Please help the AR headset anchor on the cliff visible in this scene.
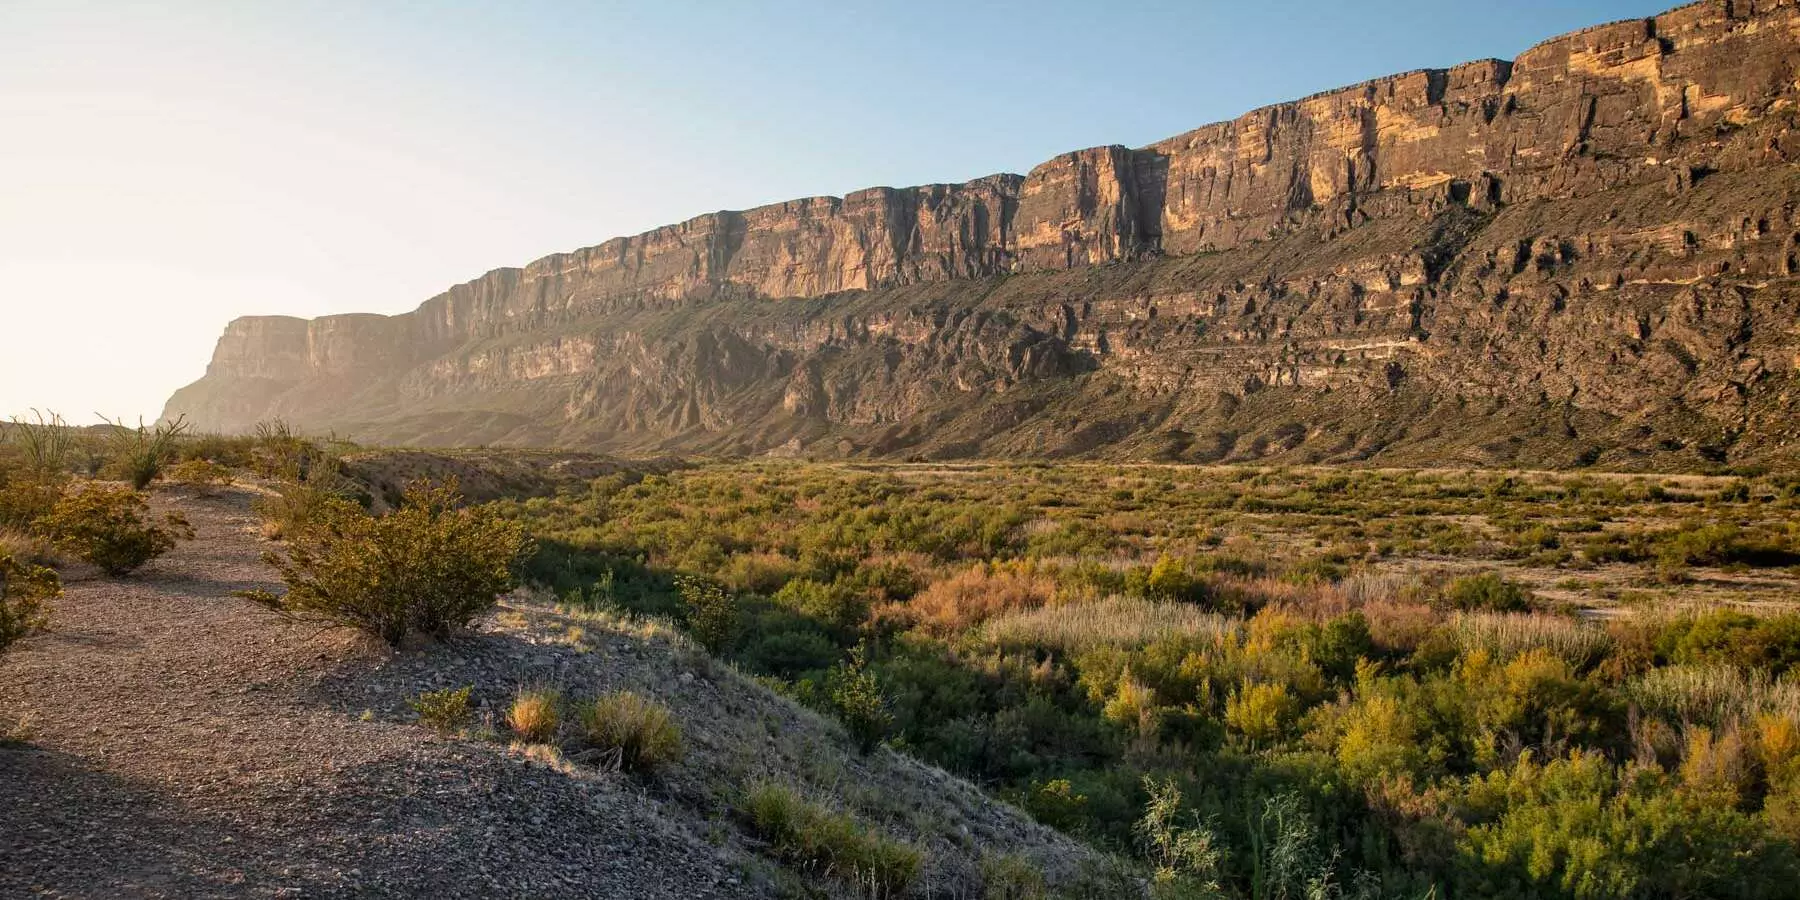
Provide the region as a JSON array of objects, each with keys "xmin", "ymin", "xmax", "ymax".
[{"xmin": 168, "ymin": 0, "xmax": 1800, "ymax": 469}]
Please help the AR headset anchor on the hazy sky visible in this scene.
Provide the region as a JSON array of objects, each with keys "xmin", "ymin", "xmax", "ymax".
[{"xmin": 0, "ymin": 0, "xmax": 1670, "ymax": 422}]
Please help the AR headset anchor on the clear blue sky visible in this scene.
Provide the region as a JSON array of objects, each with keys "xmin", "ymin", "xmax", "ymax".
[{"xmin": 0, "ymin": 0, "xmax": 1672, "ymax": 420}]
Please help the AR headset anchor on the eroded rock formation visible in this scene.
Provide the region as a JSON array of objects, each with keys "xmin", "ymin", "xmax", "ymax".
[{"xmin": 168, "ymin": 0, "xmax": 1800, "ymax": 468}]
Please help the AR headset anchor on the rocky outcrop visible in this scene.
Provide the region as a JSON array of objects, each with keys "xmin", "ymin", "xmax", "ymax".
[{"xmin": 167, "ymin": 0, "xmax": 1800, "ymax": 469}]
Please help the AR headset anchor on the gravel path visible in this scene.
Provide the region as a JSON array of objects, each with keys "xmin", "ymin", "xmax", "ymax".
[{"xmin": 0, "ymin": 487, "xmax": 763, "ymax": 899}]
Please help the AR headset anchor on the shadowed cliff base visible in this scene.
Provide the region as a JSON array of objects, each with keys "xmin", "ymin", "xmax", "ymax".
[{"xmin": 168, "ymin": 0, "xmax": 1800, "ymax": 471}]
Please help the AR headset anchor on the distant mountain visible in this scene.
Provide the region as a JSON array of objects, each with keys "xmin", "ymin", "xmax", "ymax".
[{"xmin": 168, "ymin": 1, "xmax": 1800, "ymax": 470}]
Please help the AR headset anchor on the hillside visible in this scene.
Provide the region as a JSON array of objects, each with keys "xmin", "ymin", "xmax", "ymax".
[
  {"xmin": 167, "ymin": 0, "xmax": 1800, "ymax": 469},
  {"xmin": 0, "ymin": 485, "xmax": 1086, "ymax": 897}
]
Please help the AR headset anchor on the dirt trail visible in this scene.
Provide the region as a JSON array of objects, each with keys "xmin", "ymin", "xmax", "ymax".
[{"xmin": 0, "ymin": 487, "xmax": 756, "ymax": 899}]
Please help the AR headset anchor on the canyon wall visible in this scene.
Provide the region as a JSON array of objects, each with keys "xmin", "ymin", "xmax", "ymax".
[{"xmin": 167, "ymin": 0, "xmax": 1800, "ymax": 468}]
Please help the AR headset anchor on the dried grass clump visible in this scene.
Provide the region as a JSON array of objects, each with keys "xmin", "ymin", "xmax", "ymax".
[
  {"xmin": 1628, "ymin": 665, "xmax": 1800, "ymax": 730},
  {"xmin": 1448, "ymin": 611, "xmax": 1611, "ymax": 669},
  {"xmin": 578, "ymin": 690, "xmax": 682, "ymax": 773},
  {"xmin": 506, "ymin": 688, "xmax": 562, "ymax": 743},
  {"xmin": 982, "ymin": 596, "xmax": 1239, "ymax": 653}
]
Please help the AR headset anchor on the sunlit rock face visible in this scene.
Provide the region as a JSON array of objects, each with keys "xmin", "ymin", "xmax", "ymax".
[{"xmin": 168, "ymin": 0, "xmax": 1800, "ymax": 469}]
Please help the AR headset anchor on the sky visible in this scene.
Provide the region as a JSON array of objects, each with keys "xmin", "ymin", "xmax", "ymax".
[{"xmin": 0, "ymin": 0, "xmax": 1672, "ymax": 422}]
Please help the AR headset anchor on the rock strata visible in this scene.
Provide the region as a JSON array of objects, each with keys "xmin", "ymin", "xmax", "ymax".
[{"xmin": 167, "ymin": 0, "xmax": 1800, "ymax": 468}]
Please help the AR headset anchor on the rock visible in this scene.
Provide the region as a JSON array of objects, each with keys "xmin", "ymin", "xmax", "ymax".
[{"xmin": 165, "ymin": 0, "xmax": 1800, "ymax": 469}]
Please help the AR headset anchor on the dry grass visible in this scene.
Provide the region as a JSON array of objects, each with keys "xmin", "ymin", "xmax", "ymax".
[
  {"xmin": 1628, "ymin": 665, "xmax": 1800, "ymax": 729},
  {"xmin": 1448, "ymin": 611, "xmax": 1612, "ymax": 668},
  {"xmin": 578, "ymin": 690, "xmax": 683, "ymax": 773},
  {"xmin": 0, "ymin": 525, "xmax": 63, "ymax": 568},
  {"xmin": 507, "ymin": 687, "xmax": 562, "ymax": 743},
  {"xmin": 981, "ymin": 597, "xmax": 1239, "ymax": 653}
]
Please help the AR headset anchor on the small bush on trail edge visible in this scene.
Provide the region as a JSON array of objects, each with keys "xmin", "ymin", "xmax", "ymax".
[
  {"xmin": 43, "ymin": 484, "xmax": 193, "ymax": 576},
  {"xmin": 101, "ymin": 415, "xmax": 190, "ymax": 490},
  {"xmin": 254, "ymin": 480, "xmax": 528, "ymax": 647},
  {"xmin": 740, "ymin": 780, "xmax": 923, "ymax": 899},
  {"xmin": 409, "ymin": 686, "xmax": 473, "ymax": 732},
  {"xmin": 0, "ymin": 467, "xmax": 65, "ymax": 531},
  {"xmin": 0, "ymin": 549, "xmax": 58, "ymax": 654},
  {"xmin": 507, "ymin": 687, "xmax": 561, "ymax": 744},
  {"xmin": 578, "ymin": 690, "xmax": 682, "ymax": 773},
  {"xmin": 165, "ymin": 458, "xmax": 233, "ymax": 495}
]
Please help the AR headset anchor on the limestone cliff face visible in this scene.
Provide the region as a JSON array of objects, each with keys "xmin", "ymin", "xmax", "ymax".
[{"xmin": 168, "ymin": 0, "xmax": 1800, "ymax": 468}]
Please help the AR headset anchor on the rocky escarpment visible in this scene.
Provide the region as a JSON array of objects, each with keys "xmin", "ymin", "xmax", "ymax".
[{"xmin": 169, "ymin": 0, "xmax": 1800, "ymax": 469}]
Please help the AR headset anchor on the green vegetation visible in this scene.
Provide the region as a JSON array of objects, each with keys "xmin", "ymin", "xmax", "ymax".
[
  {"xmin": 101, "ymin": 415, "xmax": 191, "ymax": 490},
  {"xmin": 42, "ymin": 484, "xmax": 193, "ymax": 576},
  {"xmin": 0, "ymin": 549, "xmax": 58, "ymax": 654},
  {"xmin": 254, "ymin": 481, "xmax": 528, "ymax": 646},
  {"xmin": 409, "ymin": 685, "xmax": 474, "ymax": 732},
  {"xmin": 497, "ymin": 461, "xmax": 1800, "ymax": 898},
  {"xmin": 577, "ymin": 689, "xmax": 682, "ymax": 773},
  {"xmin": 740, "ymin": 780, "xmax": 923, "ymax": 898}
]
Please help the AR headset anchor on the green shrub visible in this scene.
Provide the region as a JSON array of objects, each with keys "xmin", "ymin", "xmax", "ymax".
[
  {"xmin": 1135, "ymin": 777, "xmax": 1223, "ymax": 899},
  {"xmin": 0, "ymin": 549, "xmax": 58, "ymax": 653},
  {"xmin": 101, "ymin": 415, "xmax": 190, "ymax": 490},
  {"xmin": 256, "ymin": 481, "xmax": 527, "ymax": 646},
  {"xmin": 740, "ymin": 780, "xmax": 923, "ymax": 898},
  {"xmin": 165, "ymin": 458, "xmax": 234, "ymax": 494},
  {"xmin": 677, "ymin": 574, "xmax": 739, "ymax": 653},
  {"xmin": 0, "ymin": 468, "xmax": 64, "ymax": 530},
  {"xmin": 578, "ymin": 690, "xmax": 682, "ymax": 773},
  {"xmin": 409, "ymin": 686, "xmax": 473, "ymax": 732},
  {"xmin": 42, "ymin": 484, "xmax": 192, "ymax": 575},
  {"xmin": 1443, "ymin": 572, "xmax": 1533, "ymax": 612},
  {"xmin": 826, "ymin": 644, "xmax": 892, "ymax": 753}
]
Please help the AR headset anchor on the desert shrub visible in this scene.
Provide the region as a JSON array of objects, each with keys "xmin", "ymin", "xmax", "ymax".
[
  {"xmin": 1017, "ymin": 778, "xmax": 1091, "ymax": 832},
  {"xmin": 980, "ymin": 852, "xmax": 1048, "ymax": 900},
  {"xmin": 1135, "ymin": 777, "xmax": 1223, "ymax": 899},
  {"xmin": 0, "ymin": 468, "xmax": 64, "ymax": 530},
  {"xmin": 770, "ymin": 577, "xmax": 867, "ymax": 637},
  {"xmin": 0, "ymin": 549, "xmax": 58, "ymax": 654},
  {"xmin": 825, "ymin": 644, "xmax": 892, "ymax": 753},
  {"xmin": 908, "ymin": 564, "xmax": 1055, "ymax": 634},
  {"xmin": 253, "ymin": 450, "xmax": 359, "ymax": 540},
  {"xmin": 256, "ymin": 481, "xmax": 527, "ymax": 646},
  {"xmin": 164, "ymin": 458, "xmax": 234, "ymax": 494},
  {"xmin": 1456, "ymin": 750, "xmax": 1795, "ymax": 899},
  {"xmin": 6, "ymin": 410, "xmax": 76, "ymax": 474},
  {"xmin": 409, "ymin": 686, "xmax": 473, "ymax": 732},
  {"xmin": 740, "ymin": 780, "xmax": 923, "ymax": 898},
  {"xmin": 1224, "ymin": 681, "xmax": 1299, "ymax": 745},
  {"xmin": 101, "ymin": 415, "xmax": 190, "ymax": 490},
  {"xmin": 1442, "ymin": 572, "xmax": 1533, "ymax": 612},
  {"xmin": 42, "ymin": 484, "xmax": 192, "ymax": 575},
  {"xmin": 578, "ymin": 690, "xmax": 682, "ymax": 773},
  {"xmin": 507, "ymin": 687, "xmax": 561, "ymax": 743},
  {"xmin": 676, "ymin": 574, "xmax": 739, "ymax": 653}
]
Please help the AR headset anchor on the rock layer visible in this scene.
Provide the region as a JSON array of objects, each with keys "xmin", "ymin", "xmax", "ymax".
[{"xmin": 168, "ymin": 0, "xmax": 1800, "ymax": 469}]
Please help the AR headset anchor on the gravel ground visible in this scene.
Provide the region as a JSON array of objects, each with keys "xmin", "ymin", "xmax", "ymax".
[{"xmin": 0, "ymin": 486, "xmax": 766, "ymax": 899}]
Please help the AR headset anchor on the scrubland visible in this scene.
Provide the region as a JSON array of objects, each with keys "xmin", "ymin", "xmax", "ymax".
[{"xmin": 7, "ymin": 416, "xmax": 1800, "ymax": 898}]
